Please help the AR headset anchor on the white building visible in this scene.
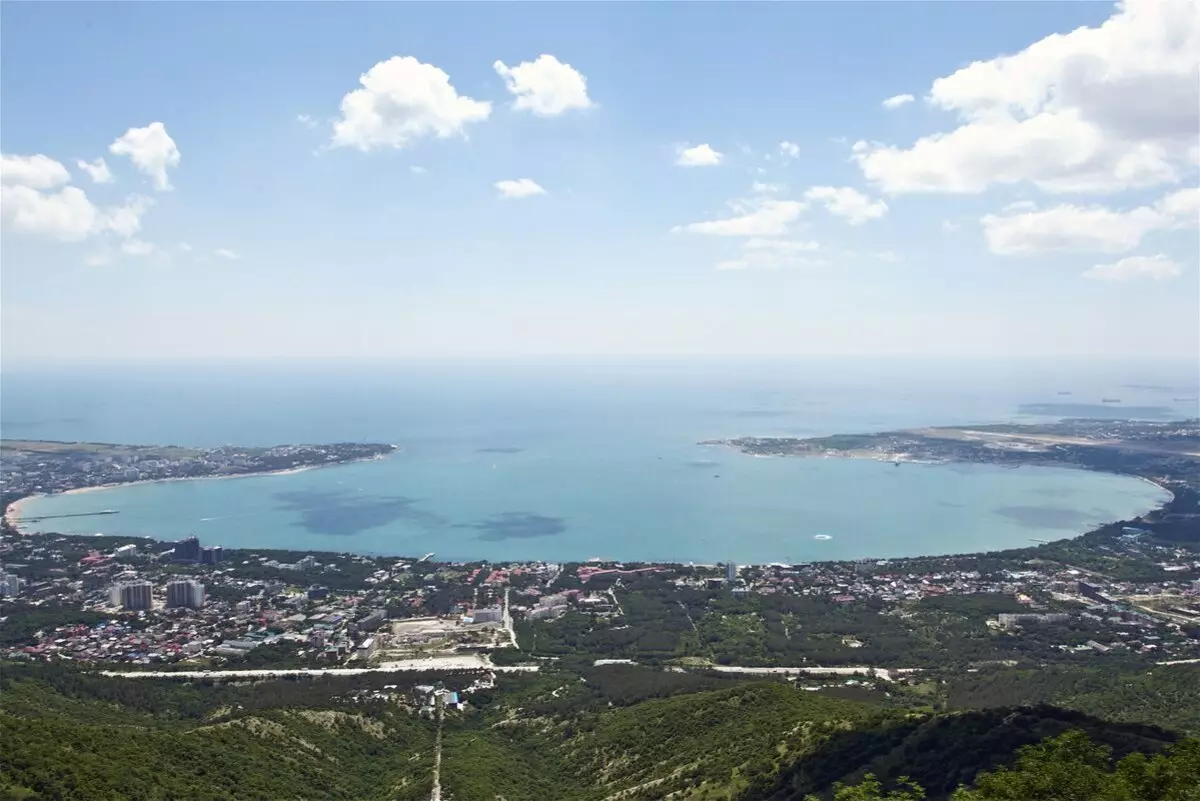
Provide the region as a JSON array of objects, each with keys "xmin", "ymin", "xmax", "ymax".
[
  {"xmin": 110, "ymin": 581, "xmax": 153, "ymax": 610},
  {"xmin": 166, "ymin": 579, "xmax": 206, "ymax": 609}
]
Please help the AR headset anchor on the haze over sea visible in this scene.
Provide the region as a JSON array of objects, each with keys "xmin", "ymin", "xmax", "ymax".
[{"xmin": 5, "ymin": 358, "xmax": 1195, "ymax": 564}]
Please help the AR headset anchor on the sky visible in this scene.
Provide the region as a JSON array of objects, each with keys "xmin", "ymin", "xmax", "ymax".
[{"xmin": 1, "ymin": 0, "xmax": 1198, "ymax": 364}]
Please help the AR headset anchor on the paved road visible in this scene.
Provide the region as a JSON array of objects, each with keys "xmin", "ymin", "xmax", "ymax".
[{"xmin": 101, "ymin": 655, "xmax": 540, "ymax": 680}]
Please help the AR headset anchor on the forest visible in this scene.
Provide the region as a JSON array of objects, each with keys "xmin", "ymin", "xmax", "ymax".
[{"xmin": 3, "ymin": 659, "xmax": 1198, "ymax": 800}]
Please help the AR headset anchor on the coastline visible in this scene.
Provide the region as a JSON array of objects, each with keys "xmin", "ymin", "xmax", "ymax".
[{"xmin": 4, "ymin": 451, "xmax": 394, "ymax": 535}]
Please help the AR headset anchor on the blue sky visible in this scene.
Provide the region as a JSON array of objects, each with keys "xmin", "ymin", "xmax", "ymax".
[{"xmin": 2, "ymin": 1, "xmax": 1197, "ymax": 364}]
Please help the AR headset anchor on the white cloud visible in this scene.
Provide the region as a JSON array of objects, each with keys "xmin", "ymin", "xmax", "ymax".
[
  {"xmin": 77, "ymin": 158, "xmax": 114, "ymax": 184},
  {"xmin": 0, "ymin": 153, "xmax": 151, "ymax": 244},
  {"xmin": 717, "ymin": 238, "xmax": 822, "ymax": 271},
  {"xmin": 178, "ymin": 242, "xmax": 193, "ymax": 252},
  {"xmin": 674, "ymin": 198, "xmax": 807, "ymax": 237},
  {"xmin": 804, "ymin": 186, "xmax": 888, "ymax": 224},
  {"xmin": 409, "ymin": 165, "xmax": 428, "ymax": 174},
  {"xmin": 1, "ymin": 153, "xmax": 70, "ymax": 189},
  {"xmin": 120, "ymin": 238, "xmax": 155, "ymax": 257},
  {"xmin": 1, "ymin": 185, "xmax": 100, "ymax": 241},
  {"xmin": 882, "ymin": 93, "xmax": 915, "ymax": 109},
  {"xmin": 109, "ymin": 122, "xmax": 180, "ymax": 191},
  {"xmin": 1083, "ymin": 254, "xmax": 1182, "ymax": 281},
  {"xmin": 493, "ymin": 54, "xmax": 593, "ymax": 116},
  {"xmin": 214, "ymin": 248, "xmax": 241, "ymax": 260},
  {"xmin": 873, "ymin": 250, "xmax": 905, "ymax": 263},
  {"xmin": 675, "ymin": 143, "xmax": 723, "ymax": 167},
  {"xmin": 942, "ymin": 219, "xmax": 961, "ymax": 232},
  {"xmin": 981, "ymin": 187, "xmax": 1199, "ymax": 254},
  {"xmin": 744, "ymin": 237, "xmax": 819, "ymax": 253},
  {"xmin": 494, "ymin": 178, "xmax": 546, "ymax": 199},
  {"xmin": 750, "ymin": 181, "xmax": 785, "ymax": 194},
  {"xmin": 296, "ymin": 114, "xmax": 318, "ymax": 129},
  {"xmin": 854, "ymin": 0, "xmax": 1199, "ymax": 194},
  {"xmin": 779, "ymin": 141, "xmax": 800, "ymax": 159},
  {"xmin": 331, "ymin": 56, "xmax": 491, "ymax": 151}
]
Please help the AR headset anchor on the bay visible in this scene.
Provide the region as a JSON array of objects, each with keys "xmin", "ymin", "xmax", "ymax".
[{"xmin": 5, "ymin": 358, "xmax": 1191, "ymax": 563}]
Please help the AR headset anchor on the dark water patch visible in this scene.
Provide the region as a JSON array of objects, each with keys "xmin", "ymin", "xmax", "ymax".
[
  {"xmin": 275, "ymin": 490, "xmax": 447, "ymax": 536},
  {"xmin": 456, "ymin": 512, "xmax": 567, "ymax": 541},
  {"xmin": 937, "ymin": 500, "xmax": 966, "ymax": 508},
  {"xmin": 995, "ymin": 505, "xmax": 1091, "ymax": 529},
  {"xmin": 735, "ymin": 409, "xmax": 790, "ymax": 419},
  {"xmin": 1018, "ymin": 403, "xmax": 1174, "ymax": 419},
  {"xmin": 686, "ymin": 460, "xmax": 720, "ymax": 468},
  {"xmin": 477, "ymin": 447, "xmax": 524, "ymax": 454},
  {"xmin": 1031, "ymin": 486, "xmax": 1078, "ymax": 498}
]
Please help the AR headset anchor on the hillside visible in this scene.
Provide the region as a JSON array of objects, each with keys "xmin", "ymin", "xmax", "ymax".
[{"xmin": 3, "ymin": 662, "xmax": 1198, "ymax": 801}]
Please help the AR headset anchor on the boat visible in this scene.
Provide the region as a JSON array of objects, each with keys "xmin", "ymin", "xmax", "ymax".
[
  {"xmin": 1057, "ymin": 391, "xmax": 1072, "ymax": 395},
  {"xmin": 813, "ymin": 534, "xmax": 832, "ymax": 541},
  {"xmin": 1101, "ymin": 398, "xmax": 1121, "ymax": 403}
]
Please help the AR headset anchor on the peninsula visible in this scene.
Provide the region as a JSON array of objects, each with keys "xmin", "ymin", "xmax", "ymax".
[{"xmin": 1, "ymin": 440, "xmax": 398, "ymax": 521}]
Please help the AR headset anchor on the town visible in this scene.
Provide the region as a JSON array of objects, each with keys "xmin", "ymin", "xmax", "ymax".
[{"xmin": 3, "ymin": 523, "xmax": 1198, "ymax": 676}]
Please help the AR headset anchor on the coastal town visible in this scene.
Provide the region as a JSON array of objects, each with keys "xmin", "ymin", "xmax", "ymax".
[
  {"xmin": 2, "ymin": 427, "xmax": 1198, "ymax": 677},
  {"xmin": 0, "ymin": 439, "xmax": 397, "ymax": 511},
  {"xmin": 2, "ymin": 523, "xmax": 1198, "ymax": 674}
]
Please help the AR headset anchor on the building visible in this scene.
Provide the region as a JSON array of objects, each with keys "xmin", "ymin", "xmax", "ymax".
[
  {"xmin": 173, "ymin": 536, "xmax": 202, "ymax": 563},
  {"xmin": 1078, "ymin": 581, "xmax": 1115, "ymax": 605},
  {"xmin": 0, "ymin": 571, "xmax": 23, "ymax": 598},
  {"xmin": 306, "ymin": 585, "xmax": 329, "ymax": 600},
  {"xmin": 110, "ymin": 581, "xmax": 153, "ymax": 611},
  {"xmin": 356, "ymin": 637, "xmax": 377, "ymax": 661},
  {"xmin": 165, "ymin": 579, "xmax": 206, "ymax": 609},
  {"xmin": 356, "ymin": 608, "xmax": 387, "ymax": 632},
  {"xmin": 472, "ymin": 605, "xmax": 503, "ymax": 624},
  {"xmin": 200, "ymin": 546, "xmax": 223, "ymax": 565},
  {"xmin": 725, "ymin": 562, "xmax": 738, "ymax": 583},
  {"xmin": 997, "ymin": 612, "xmax": 1070, "ymax": 630}
]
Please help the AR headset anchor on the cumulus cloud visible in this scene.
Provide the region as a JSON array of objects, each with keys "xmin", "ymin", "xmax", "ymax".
[
  {"xmin": 854, "ymin": 0, "xmax": 1200, "ymax": 194},
  {"xmin": 675, "ymin": 143, "xmax": 723, "ymax": 167},
  {"xmin": 981, "ymin": 187, "xmax": 1199, "ymax": 254},
  {"xmin": 331, "ymin": 56, "xmax": 491, "ymax": 151},
  {"xmin": 1, "ymin": 153, "xmax": 71, "ymax": 189},
  {"xmin": 409, "ymin": 165, "xmax": 428, "ymax": 174},
  {"xmin": 1083, "ymin": 254, "xmax": 1183, "ymax": 281},
  {"xmin": 109, "ymin": 122, "xmax": 180, "ymax": 191},
  {"xmin": 673, "ymin": 197, "xmax": 807, "ymax": 236},
  {"xmin": 779, "ymin": 141, "xmax": 800, "ymax": 159},
  {"xmin": 77, "ymin": 158, "xmax": 114, "ymax": 184},
  {"xmin": 494, "ymin": 54, "xmax": 593, "ymax": 116},
  {"xmin": 494, "ymin": 178, "xmax": 546, "ymax": 199},
  {"xmin": 214, "ymin": 248, "xmax": 241, "ymax": 260},
  {"xmin": 804, "ymin": 186, "xmax": 889, "ymax": 224},
  {"xmin": 1, "ymin": 152, "xmax": 153, "ymax": 243},
  {"xmin": 882, "ymin": 93, "xmax": 915, "ymax": 109}
]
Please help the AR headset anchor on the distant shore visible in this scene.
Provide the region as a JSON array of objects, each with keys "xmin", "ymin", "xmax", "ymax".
[{"xmin": 4, "ymin": 451, "xmax": 394, "ymax": 534}]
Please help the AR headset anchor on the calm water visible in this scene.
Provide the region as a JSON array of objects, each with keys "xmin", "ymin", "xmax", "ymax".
[{"xmin": 4, "ymin": 359, "xmax": 1194, "ymax": 564}]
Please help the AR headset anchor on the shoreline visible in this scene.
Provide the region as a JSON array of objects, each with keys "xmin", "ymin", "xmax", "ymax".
[{"xmin": 3, "ymin": 452, "xmax": 393, "ymax": 534}]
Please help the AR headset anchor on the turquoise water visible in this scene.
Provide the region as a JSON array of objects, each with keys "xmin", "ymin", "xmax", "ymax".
[{"xmin": 5, "ymin": 359, "xmax": 1191, "ymax": 563}]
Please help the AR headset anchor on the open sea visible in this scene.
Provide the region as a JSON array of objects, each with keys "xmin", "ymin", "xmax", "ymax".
[{"xmin": 3, "ymin": 358, "xmax": 1196, "ymax": 564}]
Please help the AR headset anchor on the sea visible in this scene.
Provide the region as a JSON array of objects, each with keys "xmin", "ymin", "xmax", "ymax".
[{"xmin": 3, "ymin": 358, "xmax": 1196, "ymax": 565}]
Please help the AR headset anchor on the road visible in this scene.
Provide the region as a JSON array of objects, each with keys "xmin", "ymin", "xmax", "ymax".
[
  {"xmin": 100, "ymin": 655, "xmax": 540, "ymax": 680},
  {"xmin": 708, "ymin": 665, "xmax": 917, "ymax": 682},
  {"xmin": 430, "ymin": 696, "xmax": 443, "ymax": 801},
  {"xmin": 501, "ymin": 588, "xmax": 518, "ymax": 649}
]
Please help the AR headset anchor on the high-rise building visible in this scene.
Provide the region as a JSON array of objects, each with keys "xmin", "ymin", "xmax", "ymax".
[
  {"xmin": 111, "ymin": 581, "xmax": 153, "ymax": 610},
  {"xmin": 166, "ymin": 579, "xmax": 206, "ymax": 609},
  {"xmin": 725, "ymin": 562, "xmax": 738, "ymax": 583},
  {"xmin": 173, "ymin": 536, "xmax": 202, "ymax": 562},
  {"xmin": 200, "ymin": 546, "xmax": 223, "ymax": 565},
  {"xmin": 0, "ymin": 571, "xmax": 23, "ymax": 598}
]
